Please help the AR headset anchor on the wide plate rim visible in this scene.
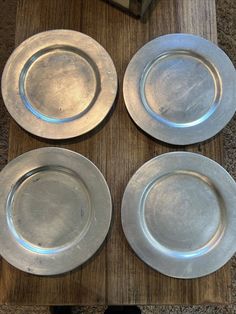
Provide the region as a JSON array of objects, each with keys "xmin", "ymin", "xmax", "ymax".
[
  {"xmin": 123, "ymin": 33, "xmax": 236, "ymax": 145},
  {"xmin": 121, "ymin": 151, "xmax": 236, "ymax": 279},
  {"xmin": 1, "ymin": 29, "xmax": 118, "ymax": 140},
  {"xmin": 0, "ymin": 147, "xmax": 112, "ymax": 275}
]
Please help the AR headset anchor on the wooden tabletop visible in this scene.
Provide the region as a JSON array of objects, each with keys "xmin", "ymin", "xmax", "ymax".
[{"xmin": 0, "ymin": 0, "xmax": 232, "ymax": 305}]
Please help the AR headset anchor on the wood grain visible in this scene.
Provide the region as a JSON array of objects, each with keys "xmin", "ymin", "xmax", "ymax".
[{"xmin": 0, "ymin": 0, "xmax": 231, "ymax": 305}]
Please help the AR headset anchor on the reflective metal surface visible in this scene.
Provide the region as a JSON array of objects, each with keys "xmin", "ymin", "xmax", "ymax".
[
  {"xmin": 123, "ymin": 34, "xmax": 236, "ymax": 145},
  {"xmin": 0, "ymin": 148, "xmax": 112, "ymax": 275},
  {"xmin": 2, "ymin": 30, "xmax": 117, "ymax": 139},
  {"xmin": 122, "ymin": 152, "xmax": 236, "ymax": 278}
]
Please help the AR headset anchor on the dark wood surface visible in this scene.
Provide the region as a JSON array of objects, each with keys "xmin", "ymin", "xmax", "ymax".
[{"xmin": 0, "ymin": 0, "xmax": 231, "ymax": 305}]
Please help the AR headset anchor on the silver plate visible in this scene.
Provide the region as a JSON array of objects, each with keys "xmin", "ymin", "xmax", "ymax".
[
  {"xmin": 1, "ymin": 30, "xmax": 117, "ymax": 139},
  {"xmin": 0, "ymin": 148, "xmax": 112, "ymax": 275},
  {"xmin": 122, "ymin": 152, "xmax": 236, "ymax": 278},
  {"xmin": 123, "ymin": 34, "xmax": 236, "ymax": 145}
]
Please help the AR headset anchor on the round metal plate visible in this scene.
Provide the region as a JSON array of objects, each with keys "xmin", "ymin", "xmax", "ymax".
[
  {"xmin": 1, "ymin": 30, "xmax": 117, "ymax": 139},
  {"xmin": 0, "ymin": 147, "xmax": 112, "ymax": 275},
  {"xmin": 123, "ymin": 34, "xmax": 236, "ymax": 145},
  {"xmin": 121, "ymin": 152, "xmax": 236, "ymax": 278}
]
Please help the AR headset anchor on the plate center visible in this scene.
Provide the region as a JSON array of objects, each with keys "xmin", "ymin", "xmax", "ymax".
[
  {"xmin": 8, "ymin": 168, "xmax": 91, "ymax": 251},
  {"xmin": 141, "ymin": 52, "xmax": 219, "ymax": 127},
  {"xmin": 142, "ymin": 172, "xmax": 223, "ymax": 253},
  {"xmin": 21, "ymin": 46, "xmax": 100, "ymax": 122}
]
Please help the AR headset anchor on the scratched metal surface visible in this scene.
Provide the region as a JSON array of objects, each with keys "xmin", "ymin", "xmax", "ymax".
[
  {"xmin": 1, "ymin": 30, "xmax": 117, "ymax": 139},
  {"xmin": 122, "ymin": 152, "xmax": 236, "ymax": 279},
  {"xmin": 123, "ymin": 34, "xmax": 236, "ymax": 145},
  {"xmin": 0, "ymin": 147, "xmax": 112, "ymax": 275}
]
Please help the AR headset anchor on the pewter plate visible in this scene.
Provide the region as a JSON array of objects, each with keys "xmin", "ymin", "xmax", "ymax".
[
  {"xmin": 1, "ymin": 30, "xmax": 117, "ymax": 139},
  {"xmin": 123, "ymin": 34, "xmax": 236, "ymax": 145},
  {"xmin": 121, "ymin": 152, "xmax": 236, "ymax": 278},
  {"xmin": 0, "ymin": 147, "xmax": 112, "ymax": 275}
]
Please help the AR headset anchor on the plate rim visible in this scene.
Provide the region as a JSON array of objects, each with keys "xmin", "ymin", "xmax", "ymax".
[
  {"xmin": 121, "ymin": 151, "xmax": 236, "ymax": 279},
  {"xmin": 0, "ymin": 147, "xmax": 112, "ymax": 275},
  {"xmin": 123, "ymin": 33, "xmax": 236, "ymax": 145},
  {"xmin": 1, "ymin": 29, "xmax": 118, "ymax": 140}
]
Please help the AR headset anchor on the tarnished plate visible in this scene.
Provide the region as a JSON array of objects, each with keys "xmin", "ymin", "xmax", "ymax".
[
  {"xmin": 0, "ymin": 148, "xmax": 112, "ymax": 275},
  {"xmin": 122, "ymin": 152, "xmax": 236, "ymax": 278},
  {"xmin": 123, "ymin": 34, "xmax": 236, "ymax": 145},
  {"xmin": 1, "ymin": 30, "xmax": 117, "ymax": 139}
]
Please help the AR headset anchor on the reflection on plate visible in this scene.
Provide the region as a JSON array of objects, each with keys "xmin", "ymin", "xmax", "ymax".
[
  {"xmin": 2, "ymin": 30, "xmax": 117, "ymax": 139},
  {"xmin": 0, "ymin": 147, "xmax": 112, "ymax": 275},
  {"xmin": 122, "ymin": 152, "xmax": 236, "ymax": 278},
  {"xmin": 123, "ymin": 34, "xmax": 236, "ymax": 145}
]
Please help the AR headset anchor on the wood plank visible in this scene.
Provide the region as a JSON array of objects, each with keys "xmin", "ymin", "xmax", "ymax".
[{"xmin": 0, "ymin": 0, "xmax": 231, "ymax": 305}]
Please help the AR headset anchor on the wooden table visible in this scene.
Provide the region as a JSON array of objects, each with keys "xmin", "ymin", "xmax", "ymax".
[{"xmin": 0, "ymin": 0, "xmax": 232, "ymax": 306}]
